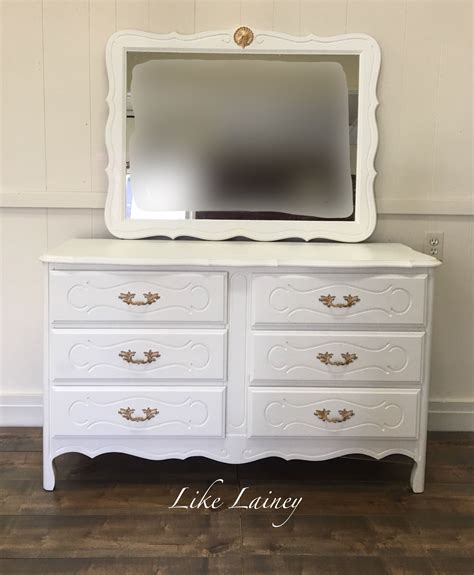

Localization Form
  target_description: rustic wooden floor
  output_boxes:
[0,429,472,574]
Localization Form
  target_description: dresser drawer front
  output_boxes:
[251,332,424,383]
[248,387,420,438]
[50,330,226,381]
[252,274,427,326]
[50,271,226,324]
[51,386,225,437]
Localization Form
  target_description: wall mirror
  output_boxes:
[105,28,380,241]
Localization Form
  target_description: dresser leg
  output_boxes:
[410,460,425,493]
[43,458,56,491]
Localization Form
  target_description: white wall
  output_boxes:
[0,0,473,429]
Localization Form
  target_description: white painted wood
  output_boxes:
[300,0,348,37]
[43,265,54,490]
[50,386,225,438]
[1,210,47,396]
[6,392,468,431]
[41,239,440,268]
[394,1,443,204]
[252,273,427,326]
[42,239,437,493]
[116,0,149,32]
[248,387,420,438]
[42,0,91,192]
[104,29,380,241]
[346,0,406,206]
[49,435,419,466]
[149,0,195,34]
[0,394,43,427]
[89,0,116,194]
[0,193,107,209]
[195,0,240,32]
[431,2,472,204]
[240,0,274,31]
[0,0,45,193]
[411,270,435,493]
[46,209,92,248]
[50,271,227,324]
[2,2,471,216]
[428,401,474,432]
[2,194,473,216]
[92,208,115,239]
[251,332,424,383]
[226,272,249,434]
[429,217,474,401]
[272,0,300,35]
[50,329,227,382]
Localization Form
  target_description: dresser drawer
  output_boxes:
[50,386,225,437]
[50,330,226,381]
[50,271,227,324]
[251,332,424,383]
[252,273,427,326]
[248,387,420,438]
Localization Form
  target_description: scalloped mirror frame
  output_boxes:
[105,28,380,242]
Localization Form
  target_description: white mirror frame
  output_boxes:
[105,28,380,242]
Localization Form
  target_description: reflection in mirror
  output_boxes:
[125,53,359,222]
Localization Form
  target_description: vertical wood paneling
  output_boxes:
[194,0,239,32]
[431,0,472,203]
[372,214,474,403]
[0,209,47,395]
[370,214,426,253]
[240,0,274,30]
[0,212,3,393]
[43,0,91,192]
[90,0,117,193]
[429,216,474,400]
[148,0,195,33]
[1,0,45,192]
[393,1,444,201]
[272,0,301,34]
[300,0,347,36]
[92,208,114,238]
[0,0,472,412]
[0,0,472,208]
[46,209,92,247]
[116,0,149,30]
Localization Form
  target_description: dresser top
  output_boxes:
[41,239,440,268]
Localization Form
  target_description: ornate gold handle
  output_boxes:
[118,407,159,422]
[317,352,358,366]
[119,291,160,306]
[119,349,161,365]
[314,408,354,423]
[319,294,360,308]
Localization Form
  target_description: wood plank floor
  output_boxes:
[0,429,472,574]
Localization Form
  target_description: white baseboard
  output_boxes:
[0,394,43,426]
[428,400,474,432]
[0,394,473,431]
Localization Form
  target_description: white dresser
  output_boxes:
[41,239,439,492]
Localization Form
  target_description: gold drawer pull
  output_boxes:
[119,349,161,365]
[315,408,354,423]
[317,352,358,366]
[319,294,360,308]
[119,291,160,306]
[118,407,159,422]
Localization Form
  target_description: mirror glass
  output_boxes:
[125,53,359,222]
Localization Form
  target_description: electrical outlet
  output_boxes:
[424,231,444,261]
